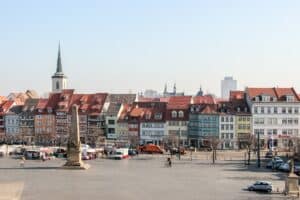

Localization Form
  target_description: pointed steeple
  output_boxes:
[173,83,176,94]
[163,83,167,95]
[56,42,63,73]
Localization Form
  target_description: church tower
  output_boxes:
[52,43,67,93]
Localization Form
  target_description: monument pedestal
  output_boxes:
[285,173,299,197]
[61,105,90,170]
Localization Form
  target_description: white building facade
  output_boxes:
[219,114,236,149]
[140,122,167,145]
[246,88,300,150]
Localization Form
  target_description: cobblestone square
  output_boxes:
[0,156,294,200]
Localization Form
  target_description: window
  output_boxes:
[108,128,115,134]
[221,125,224,130]
[221,117,224,122]
[282,119,287,124]
[230,124,233,130]
[282,107,286,114]
[146,113,151,120]
[154,113,162,120]
[261,107,265,114]
[288,107,292,114]
[56,81,60,90]
[171,111,177,118]
[274,107,278,114]
[262,95,270,102]
[108,120,115,125]
[295,108,299,114]
[254,107,258,114]
[286,95,294,102]
[294,119,299,125]
[267,107,271,114]
[178,111,184,118]
[230,117,233,122]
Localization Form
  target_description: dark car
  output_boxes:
[128,149,137,156]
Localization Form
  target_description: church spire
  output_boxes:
[163,83,167,95]
[56,42,63,73]
[173,83,176,94]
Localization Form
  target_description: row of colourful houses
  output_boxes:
[1,87,300,150]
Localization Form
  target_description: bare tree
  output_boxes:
[206,136,220,164]
[243,134,255,165]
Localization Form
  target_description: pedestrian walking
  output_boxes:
[20,156,25,167]
[166,157,172,167]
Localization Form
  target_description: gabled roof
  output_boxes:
[0,100,15,115]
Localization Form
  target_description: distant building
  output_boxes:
[188,95,218,148]
[163,83,184,97]
[102,94,136,140]
[5,105,22,143]
[166,96,192,146]
[221,77,237,99]
[195,86,204,96]
[52,43,67,93]
[246,87,300,150]
[143,89,160,98]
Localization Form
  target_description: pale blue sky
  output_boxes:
[1,0,300,97]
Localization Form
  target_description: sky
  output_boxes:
[1,0,300,97]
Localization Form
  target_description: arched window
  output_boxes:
[171,111,177,118]
[178,111,184,118]
[56,81,60,90]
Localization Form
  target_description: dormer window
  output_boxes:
[255,97,259,102]
[178,111,184,118]
[172,111,177,118]
[47,108,52,113]
[154,113,162,120]
[286,95,294,102]
[38,109,43,113]
[262,95,270,102]
[146,113,151,120]
[237,107,240,112]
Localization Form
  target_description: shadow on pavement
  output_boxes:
[0,166,61,170]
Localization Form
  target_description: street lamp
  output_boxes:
[257,131,261,168]
[178,128,181,160]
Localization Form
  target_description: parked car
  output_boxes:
[170,147,185,155]
[265,151,273,158]
[128,149,137,156]
[139,144,163,154]
[248,181,272,193]
[266,160,284,169]
[273,156,283,162]
[278,163,290,172]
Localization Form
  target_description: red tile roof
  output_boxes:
[230,91,245,100]
[167,96,192,109]
[247,87,299,101]
[192,95,215,104]
[0,100,14,115]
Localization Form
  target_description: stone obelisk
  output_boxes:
[62,105,90,169]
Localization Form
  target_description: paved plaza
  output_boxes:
[0,155,295,200]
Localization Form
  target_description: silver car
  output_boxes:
[248,181,272,193]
